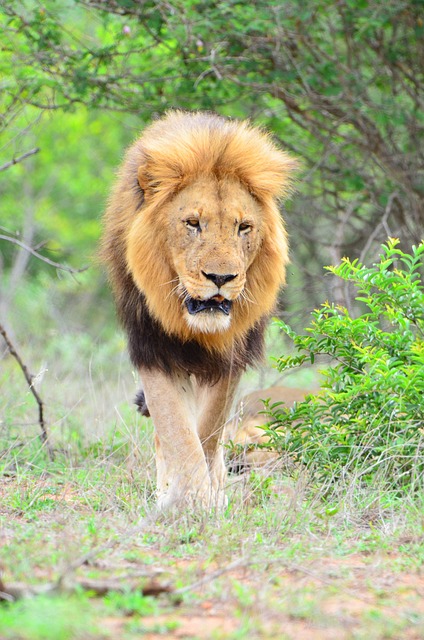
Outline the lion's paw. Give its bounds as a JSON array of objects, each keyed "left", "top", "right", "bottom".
[{"left": 156, "top": 485, "right": 227, "bottom": 514}]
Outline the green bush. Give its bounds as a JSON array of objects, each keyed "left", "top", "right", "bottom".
[{"left": 265, "top": 239, "right": 424, "bottom": 486}]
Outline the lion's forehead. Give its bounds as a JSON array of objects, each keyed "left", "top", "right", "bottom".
[{"left": 172, "top": 177, "right": 262, "bottom": 225}]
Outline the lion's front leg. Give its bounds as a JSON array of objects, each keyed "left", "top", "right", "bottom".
[
  {"left": 139, "top": 367, "right": 212, "bottom": 511},
  {"left": 196, "top": 375, "right": 240, "bottom": 508}
]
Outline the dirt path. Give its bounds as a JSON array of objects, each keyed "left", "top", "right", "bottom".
[{"left": 1, "top": 478, "right": 424, "bottom": 639}]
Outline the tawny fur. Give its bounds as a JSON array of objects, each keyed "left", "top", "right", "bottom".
[
  {"left": 228, "top": 386, "right": 311, "bottom": 471},
  {"left": 100, "top": 112, "right": 298, "bottom": 510},
  {"left": 101, "top": 111, "right": 298, "bottom": 360}
]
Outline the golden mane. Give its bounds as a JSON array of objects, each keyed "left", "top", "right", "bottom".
[
  {"left": 101, "top": 111, "right": 298, "bottom": 361},
  {"left": 132, "top": 110, "right": 297, "bottom": 204}
]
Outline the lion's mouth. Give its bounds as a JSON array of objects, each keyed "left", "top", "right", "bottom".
[{"left": 185, "top": 295, "right": 232, "bottom": 316}]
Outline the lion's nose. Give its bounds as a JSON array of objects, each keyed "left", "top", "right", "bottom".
[{"left": 202, "top": 272, "right": 238, "bottom": 288}]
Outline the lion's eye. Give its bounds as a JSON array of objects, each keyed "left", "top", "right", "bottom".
[
  {"left": 238, "top": 222, "right": 252, "bottom": 235},
  {"left": 185, "top": 218, "right": 200, "bottom": 230}
]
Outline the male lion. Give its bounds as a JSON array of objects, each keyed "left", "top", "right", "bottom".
[{"left": 101, "top": 111, "right": 298, "bottom": 511}]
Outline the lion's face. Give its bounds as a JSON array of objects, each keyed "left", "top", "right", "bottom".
[
  {"left": 167, "top": 177, "right": 263, "bottom": 334},
  {"left": 126, "top": 172, "right": 288, "bottom": 349}
]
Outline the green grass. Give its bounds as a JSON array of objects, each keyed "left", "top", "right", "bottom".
[
  {"left": 1, "top": 423, "right": 424, "bottom": 639},
  {"left": 0, "top": 594, "right": 99, "bottom": 640},
  {"left": 1, "top": 309, "right": 424, "bottom": 639}
]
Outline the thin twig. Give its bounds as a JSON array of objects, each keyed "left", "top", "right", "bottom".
[
  {"left": 0, "top": 235, "right": 88, "bottom": 274},
  {"left": 174, "top": 557, "right": 247, "bottom": 595},
  {"left": 0, "top": 323, "right": 54, "bottom": 459},
  {"left": 56, "top": 517, "right": 153, "bottom": 587},
  {"left": 0, "top": 148, "right": 40, "bottom": 172}
]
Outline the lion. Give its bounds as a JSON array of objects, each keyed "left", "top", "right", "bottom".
[
  {"left": 101, "top": 111, "right": 298, "bottom": 511},
  {"left": 227, "top": 386, "right": 310, "bottom": 473}
]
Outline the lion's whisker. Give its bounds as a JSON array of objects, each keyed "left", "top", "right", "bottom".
[
  {"left": 160, "top": 277, "right": 180, "bottom": 287},
  {"left": 177, "top": 286, "right": 188, "bottom": 300},
  {"left": 177, "top": 285, "right": 191, "bottom": 306},
  {"left": 242, "top": 287, "right": 258, "bottom": 305},
  {"left": 240, "top": 288, "right": 258, "bottom": 305},
  {"left": 165, "top": 282, "right": 181, "bottom": 301},
  {"left": 238, "top": 291, "right": 247, "bottom": 308}
]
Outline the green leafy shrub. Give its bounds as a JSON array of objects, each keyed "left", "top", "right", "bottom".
[{"left": 265, "top": 239, "right": 424, "bottom": 486}]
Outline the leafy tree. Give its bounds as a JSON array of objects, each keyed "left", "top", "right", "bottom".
[{"left": 0, "top": 0, "right": 422, "bottom": 326}]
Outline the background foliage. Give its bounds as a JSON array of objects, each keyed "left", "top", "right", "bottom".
[
  {"left": 1, "top": 0, "right": 423, "bottom": 339},
  {"left": 264, "top": 239, "right": 424, "bottom": 486}
]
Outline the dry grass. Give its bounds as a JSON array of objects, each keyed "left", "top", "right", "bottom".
[{"left": 1, "top": 331, "right": 424, "bottom": 639}]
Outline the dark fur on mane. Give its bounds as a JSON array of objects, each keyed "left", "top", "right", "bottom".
[{"left": 118, "top": 271, "right": 266, "bottom": 385}]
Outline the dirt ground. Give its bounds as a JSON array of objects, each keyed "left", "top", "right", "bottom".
[
  {"left": 1, "top": 474, "right": 424, "bottom": 639},
  {"left": 99, "top": 553, "right": 424, "bottom": 639}
]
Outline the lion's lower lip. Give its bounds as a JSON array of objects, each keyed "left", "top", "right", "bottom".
[{"left": 186, "top": 297, "right": 232, "bottom": 316}]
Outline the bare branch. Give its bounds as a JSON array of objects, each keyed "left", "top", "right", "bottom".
[
  {"left": 0, "top": 148, "right": 40, "bottom": 172},
  {"left": 0, "top": 235, "right": 89, "bottom": 274},
  {"left": 0, "top": 323, "right": 53, "bottom": 459},
  {"left": 174, "top": 558, "right": 247, "bottom": 595}
]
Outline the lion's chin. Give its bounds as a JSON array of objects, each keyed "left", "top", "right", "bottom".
[
  {"left": 184, "top": 296, "right": 233, "bottom": 334},
  {"left": 185, "top": 310, "right": 232, "bottom": 334}
]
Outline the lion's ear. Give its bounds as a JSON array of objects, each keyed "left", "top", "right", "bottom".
[
  {"left": 137, "top": 163, "right": 151, "bottom": 198},
  {"left": 137, "top": 161, "right": 185, "bottom": 202}
]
